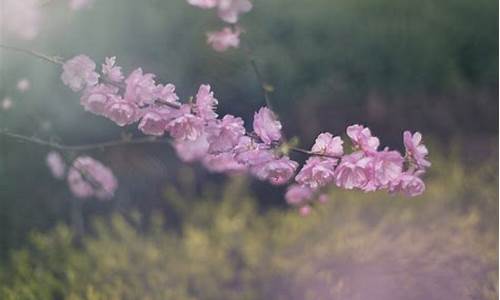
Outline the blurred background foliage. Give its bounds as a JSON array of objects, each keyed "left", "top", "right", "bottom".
[
  {"left": 0, "top": 0, "right": 498, "bottom": 298},
  {"left": 0, "top": 153, "right": 497, "bottom": 299}
]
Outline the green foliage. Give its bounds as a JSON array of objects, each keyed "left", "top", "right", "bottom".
[
  {"left": 250, "top": 0, "right": 497, "bottom": 99},
  {"left": 1, "top": 155, "right": 497, "bottom": 299}
]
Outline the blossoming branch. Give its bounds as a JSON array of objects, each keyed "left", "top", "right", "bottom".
[
  {"left": 0, "top": 0, "right": 430, "bottom": 215},
  {"left": 53, "top": 53, "right": 430, "bottom": 214}
]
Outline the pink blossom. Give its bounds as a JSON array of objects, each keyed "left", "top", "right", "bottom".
[
  {"left": 155, "top": 83, "right": 180, "bottom": 104},
  {"left": 138, "top": 105, "right": 185, "bottom": 136},
  {"left": 346, "top": 124, "right": 380, "bottom": 153},
  {"left": 102, "top": 56, "right": 124, "bottom": 82},
  {"left": 234, "top": 136, "right": 274, "bottom": 166},
  {"left": 253, "top": 156, "right": 298, "bottom": 185},
  {"left": 67, "top": 169, "right": 93, "bottom": 198},
  {"left": 138, "top": 111, "right": 167, "bottom": 136},
  {"left": 299, "top": 205, "right": 312, "bottom": 217},
  {"left": 253, "top": 107, "right": 282, "bottom": 145},
  {"left": 46, "top": 151, "right": 66, "bottom": 179},
  {"left": 174, "top": 132, "right": 210, "bottom": 162},
  {"left": 207, "top": 27, "right": 241, "bottom": 52},
  {"left": 370, "top": 149, "right": 404, "bottom": 187},
  {"left": 334, "top": 152, "right": 373, "bottom": 190},
  {"left": 295, "top": 157, "right": 337, "bottom": 189},
  {"left": 16, "top": 78, "right": 30, "bottom": 92},
  {"left": 311, "top": 132, "right": 343, "bottom": 157},
  {"left": 217, "top": 0, "right": 252, "bottom": 23},
  {"left": 80, "top": 84, "right": 119, "bottom": 116},
  {"left": 206, "top": 115, "right": 245, "bottom": 153},
  {"left": 202, "top": 152, "right": 247, "bottom": 173},
  {"left": 285, "top": 184, "right": 314, "bottom": 206},
  {"left": 166, "top": 111, "right": 204, "bottom": 141},
  {"left": 390, "top": 172, "right": 426, "bottom": 197},
  {"left": 1, "top": 0, "right": 40, "bottom": 40},
  {"left": 187, "top": 0, "right": 217, "bottom": 9},
  {"left": 61, "top": 55, "right": 100, "bottom": 92},
  {"left": 67, "top": 156, "right": 118, "bottom": 200},
  {"left": 104, "top": 96, "right": 140, "bottom": 126},
  {"left": 403, "top": 131, "right": 431, "bottom": 169},
  {"left": 194, "top": 84, "right": 218, "bottom": 120},
  {"left": 124, "top": 68, "right": 157, "bottom": 105}
]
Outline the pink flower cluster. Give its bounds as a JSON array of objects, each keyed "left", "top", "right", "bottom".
[
  {"left": 60, "top": 54, "right": 430, "bottom": 212},
  {"left": 285, "top": 126, "right": 431, "bottom": 214},
  {"left": 61, "top": 54, "right": 300, "bottom": 184},
  {"left": 187, "top": 0, "right": 250, "bottom": 52},
  {"left": 207, "top": 27, "right": 242, "bottom": 52},
  {"left": 46, "top": 151, "right": 118, "bottom": 200}
]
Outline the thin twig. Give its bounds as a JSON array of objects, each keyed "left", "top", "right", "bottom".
[
  {"left": 1, "top": 129, "right": 328, "bottom": 158},
  {"left": 0, "top": 129, "right": 171, "bottom": 152},
  {"left": 0, "top": 44, "right": 63, "bottom": 65},
  {"left": 242, "top": 39, "right": 294, "bottom": 148},
  {"left": 248, "top": 57, "right": 273, "bottom": 110},
  {"left": 290, "top": 147, "right": 340, "bottom": 159},
  {"left": 290, "top": 147, "right": 313, "bottom": 155},
  {"left": 240, "top": 34, "right": 274, "bottom": 110}
]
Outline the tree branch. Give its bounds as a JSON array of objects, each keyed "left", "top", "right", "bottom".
[
  {"left": 0, "top": 129, "right": 172, "bottom": 152},
  {"left": 0, "top": 44, "right": 63, "bottom": 65},
  {"left": 0, "top": 44, "right": 183, "bottom": 110}
]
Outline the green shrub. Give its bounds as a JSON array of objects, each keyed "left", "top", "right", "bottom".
[{"left": 0, "top": 154, "right": 497, "bottom": 300}]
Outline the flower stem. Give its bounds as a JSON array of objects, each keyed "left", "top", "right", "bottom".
[
  {"left": 248, "top": 56, "right": 274, "bottom": 110},
  {"left": 290, "top": 147, "right": 339, "bottom": 159}
]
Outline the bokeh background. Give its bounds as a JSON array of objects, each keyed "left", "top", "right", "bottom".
[{"left": 0, "top": 0, "right": 498, "bottom": 299}]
